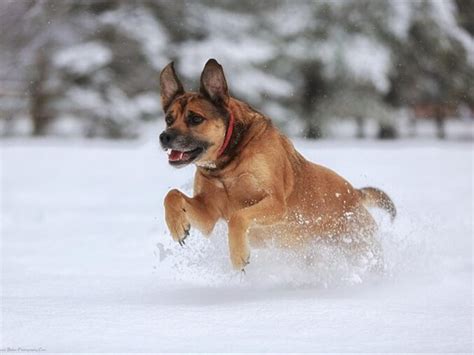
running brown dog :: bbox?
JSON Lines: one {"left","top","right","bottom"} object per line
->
{"left": 159, "top": 59, "right": 396, "bottom": 272}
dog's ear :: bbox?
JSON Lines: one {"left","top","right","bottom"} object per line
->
{"left": 200, "top": 59, "right": 229, "bottom": 106}
{"left": 160, "top": 62, "right": 184, "bottom": 112}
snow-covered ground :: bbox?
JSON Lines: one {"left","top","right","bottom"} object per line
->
{"left": 1, "top": 135, "right": 472, "bottom": 353}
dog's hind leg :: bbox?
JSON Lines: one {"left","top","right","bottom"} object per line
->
{"left": 342, "top": 207, "right": 385, "bottom": 274}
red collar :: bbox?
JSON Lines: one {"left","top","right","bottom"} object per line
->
{"left": 216, "top": 108, "right": 235, "bottom": 157}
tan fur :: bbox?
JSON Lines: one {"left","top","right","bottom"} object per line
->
{"left": 161, "top": 60, "right": 395, "bottom": 271}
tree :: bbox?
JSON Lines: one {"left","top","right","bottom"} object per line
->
{"left": 0, "top": 0, "right": 472, "bottom": 140}
{"left": 0, "top": 0, "right": 96, "bottom": 135}
{"left": 386, "top": 0, "right": 474, "bottom": 139}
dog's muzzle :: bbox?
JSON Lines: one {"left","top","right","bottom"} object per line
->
{"left": 159, "top": 129, "right": 207, "bottom": 168}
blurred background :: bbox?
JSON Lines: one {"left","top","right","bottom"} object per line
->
{"left": 0, "top": 0, "right": 473, "bottom": 141}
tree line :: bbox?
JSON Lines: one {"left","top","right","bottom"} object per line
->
{"left": 0, "top": 0, "right": 472, "bottom": 139}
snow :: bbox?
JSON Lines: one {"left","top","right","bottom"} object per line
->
{"left": 430, "top": 0, "right": 474, "bottom": 63}
{"left": 100, "top": 5, "right": 169, "bottom": 71}
{"left": 176, "top": 3, "right": 290, "bottom": 100}
{"left": 53, "top": 42, "right": 112, "bottom": 76}
{"left": 312, "top": 32, "right": 392, "bottom": 93}
{"left": 1, "top": 134, "right": 472, "bottom": 352}
{"left": 331, "top": 35, "right": 391, "bottom": 93}
{"left": 133, "top": 92, "right": 161, "bottom": 119}
{"left": 60, "top": 86, "right": 140, "bottom": 138}
{"left": 389, "top": 0, "right": 414, "bottom": 39}
{"left": 178, "top": 37, "right": 287, "bottom": 99}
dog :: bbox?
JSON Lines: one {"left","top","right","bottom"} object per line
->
{"left": 159, "top": 59, "right": 396, "bottom": 272}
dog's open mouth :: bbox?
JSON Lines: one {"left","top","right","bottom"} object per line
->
{"left": 166, "top": 147, "right": 204, "bottom": 166}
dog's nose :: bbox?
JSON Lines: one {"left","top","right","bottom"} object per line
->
{"left": 159, "top": 131, "right": 172, "bottom": 145}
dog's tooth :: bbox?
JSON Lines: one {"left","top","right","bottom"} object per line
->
{"left": 179, "top": 151, "right": 184, "bottom": 160}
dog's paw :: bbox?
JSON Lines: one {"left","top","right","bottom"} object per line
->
{"left": 177, "top": 227, "right": 190, "bottom": 246}
{"left": 164, "top": 189, "right": 191, "bottom": 245}
{"left": 167, "top": 210, "right": 190, "bottom": 245}
{"left": 230, "top": 247, "right": 250, "bottom": 271}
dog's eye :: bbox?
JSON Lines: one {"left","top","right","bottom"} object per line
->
{"left": 188, "top": 114, "right": 204, "bottom": 126}
{"left": 165, "top": 115, "right": 174, "bottom": 126}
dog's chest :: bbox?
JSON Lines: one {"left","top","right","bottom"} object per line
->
{"left": 216, "top": 173, "right": 266, "bottom": 209}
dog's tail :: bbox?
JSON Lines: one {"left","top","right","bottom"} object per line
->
{"left": 358, "top": 187, "right": 396, "bottom": 222}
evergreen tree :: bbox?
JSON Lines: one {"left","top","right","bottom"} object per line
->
{"left": 0, "top": 0, "right": 472, "bottom": 139}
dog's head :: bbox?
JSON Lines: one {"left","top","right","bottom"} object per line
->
{"left": 159, "top": 59, "right": 232, "bottom": 168}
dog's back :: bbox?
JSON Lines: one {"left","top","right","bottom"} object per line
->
{"left": 246, "top": 118, "right": 394, "bottom": 246}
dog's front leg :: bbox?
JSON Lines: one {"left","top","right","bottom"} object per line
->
{"left": 164, "top": 189, "right": 220, "bottom": 245}
{"left": 228, "top": 195, "right": 286, "bottom": 270}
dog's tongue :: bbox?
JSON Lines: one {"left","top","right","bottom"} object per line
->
{"left": 169, "top": 150, "right": 184, "bottom": 161}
